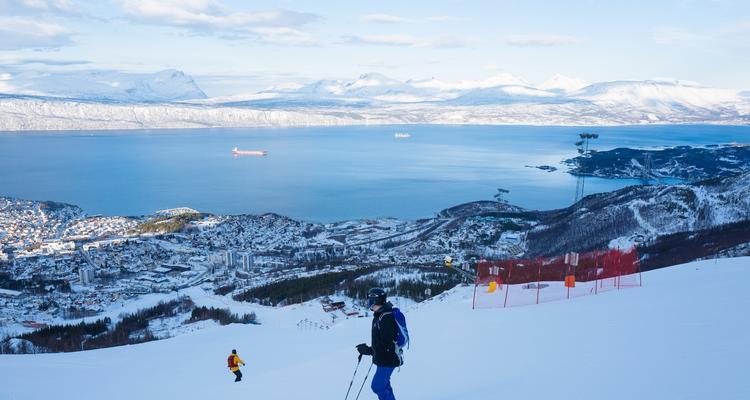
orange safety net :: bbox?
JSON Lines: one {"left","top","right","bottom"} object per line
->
{"left": 472, "top": 248, "right": 641, "bottom": 309}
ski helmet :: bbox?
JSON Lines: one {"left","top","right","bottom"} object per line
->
{"left": 367, "top": 288, "right": 387, "bottom": 308}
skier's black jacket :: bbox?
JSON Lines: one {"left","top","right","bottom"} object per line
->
{"left": 371, "top": 302, "right": 402, "bottom": 367}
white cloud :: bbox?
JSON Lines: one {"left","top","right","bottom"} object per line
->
{"left": 240, "top": 26, "right": 315, "bottom": 46}
{"left": 22, "top": 58, "right": 89, "bottom": 66}
{"left": 503, "top": 34, "right": 579, "bottom": 47}
{"left": 18, "top": 0, "right": 73, "bottom": 11}
{"left": 0, "top": 16, "right": 74, "bottom": 50}
{"left": 361, "top": 13, "right": 414, "bottom": 24}
{"left": 0, "top": 73, "right": 15, "bottom": 93}
{"left": 431, "top": 36, "right": 476, "bottom": 48}
{"left": 341, "top": 34, "right": 476, "bottom": 48}
{"left": 0, "top": 56, "right": 90, "bottom": 66}
{"left": 342, "top": 34, "right": 419, "bottom": 46}
{"left": 0, "top": 0, "right": 75, "bottom": 14}
{"left": 119, "top": 0, "right": 320, "bottom": 45}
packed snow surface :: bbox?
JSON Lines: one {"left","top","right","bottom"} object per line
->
{"left": 1, "top": 257, "right": 749, "bottom": 399}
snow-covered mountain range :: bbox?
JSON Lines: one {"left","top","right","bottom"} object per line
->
{"left": 228, "top": 72, "right": 743, "bottom": 109}
{"left": 0, "top": 69, "right": 206, "bottom": 103}
{"left": 0, "top": 70, "right": 748, "bottom": 130}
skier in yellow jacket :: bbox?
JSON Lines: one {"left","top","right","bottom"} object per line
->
{"left": 227, "top": 349, "right": 246, "bottom": 382}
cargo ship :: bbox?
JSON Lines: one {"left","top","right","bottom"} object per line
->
{"left": 394, "top": 132, "right": 411, "bottom": 139}
{"left": 232, "top": 147, "right": 268, "bottom": 156}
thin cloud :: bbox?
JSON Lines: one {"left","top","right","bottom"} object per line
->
{"left": 0, "top": 0, "right": 100, "bottom": 20}
{"left": 431, "top": 36, "right": 476, "bottom": 48}
{"left": 652, "top": 20, "right": 750, "bottom": 51}
{"left": 119, "top": 0, "right": 321, "bottom": 45}
{"left": 341, "top": 34, "right": 476, "bottom": 48}
{"left": 360, "top": 13, "right": 465, "bottom": 24}
{"left": 0, "top": 73, "right": 15, "bottom": 93}
{"left": 360, "top": 13, "right": 414, "bottom": 24}
{"left": 425, "top": 16, "right": 466, "bottom": 22}
{"left": 248, "top": 27, "right": 316, "bottom": 46}
{"left": 342, "top": 34, "right": 420, "bottom": 46}
{"left": 504, "top": 34, "right": 579, "bottom": 47}
{"left": 0, "top": 58, "right": 91, "bottom": 66}
{"left": 0, "top": 0, "right": 76, "bottom": 15}
{"left": 0, "top": 16, "right": 75, "bottom": 50}
{"left": 653, "top": 27, "right": 711, "bottom": 44}
{"left": 356, "top": 61, "right": 400, "bottom": 70}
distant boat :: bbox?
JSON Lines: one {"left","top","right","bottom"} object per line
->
{"left": 232, "top": 147, "right": 267, "bottom": 156}
{"left": 394, "top": 132, "right": 411, "bottom": 139}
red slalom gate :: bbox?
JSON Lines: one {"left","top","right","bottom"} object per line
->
{"left": 472, "top": 248, "right": 641, "bottom": 309}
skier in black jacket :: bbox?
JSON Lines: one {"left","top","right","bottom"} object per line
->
{"left": 357, "top": 288, "right": 401, "bottom": 400}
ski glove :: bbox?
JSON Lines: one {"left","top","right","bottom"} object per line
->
{"left": 356, "top": 343, "right": 373, "bottom": 356}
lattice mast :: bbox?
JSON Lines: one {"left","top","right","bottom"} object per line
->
{"left": 574, "top": 133, "right": 599, "bottom": 204}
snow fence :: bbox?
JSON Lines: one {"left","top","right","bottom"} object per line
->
{"left": 472, "top": 248, "right": 641, "bottom": 309}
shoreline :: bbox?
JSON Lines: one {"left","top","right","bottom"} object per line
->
{"left": 2, "top": 121, "right": 749, "bottom": 135}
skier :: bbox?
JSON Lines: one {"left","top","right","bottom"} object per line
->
{"left": 356, "top": 288, "right": 407, "bottom": 400}
{"left": 227, "top": 349, "right": 246, "bottom": 382}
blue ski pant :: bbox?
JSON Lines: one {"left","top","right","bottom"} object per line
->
{"left": 371, "top": 366, "right": 396, "bottom": 400}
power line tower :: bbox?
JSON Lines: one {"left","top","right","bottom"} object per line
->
{"left": 574, "top": 133, "right": 599, "bottom": 205}
{"left": 642, "top": 152, "right": 653, "bottom": 183}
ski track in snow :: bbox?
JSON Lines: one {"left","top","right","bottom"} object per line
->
{"left": 628, "top": 199, "right": 657, "bottom": 235}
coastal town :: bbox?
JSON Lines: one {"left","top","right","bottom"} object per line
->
{"left": 0, "top": 196, "right": 530, "bottom": 337}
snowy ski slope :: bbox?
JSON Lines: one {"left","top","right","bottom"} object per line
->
{"left": 1, "top": 257, "right": 749, "bottom": 400}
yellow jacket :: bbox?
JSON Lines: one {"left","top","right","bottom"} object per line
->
{"left": 228, "top": 354, "right": 245, "bottom": 372}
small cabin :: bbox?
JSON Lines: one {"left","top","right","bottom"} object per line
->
{"left": 323, "top": 301, "right": 346, "bottom": 312}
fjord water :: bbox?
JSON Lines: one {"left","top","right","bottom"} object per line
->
{"left": 1, "top": 125, "right": 748, "bottom": 221}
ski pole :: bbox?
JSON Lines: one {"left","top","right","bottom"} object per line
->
{"left": 354, "top": 362, "right": 373, "bottom": 400}
{"left": 344, "top": 355, "right": 363, "bottom": 400}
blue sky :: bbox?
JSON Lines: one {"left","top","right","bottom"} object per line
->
{"left": 1, "top": 0, "right": 749, "bottom": 96}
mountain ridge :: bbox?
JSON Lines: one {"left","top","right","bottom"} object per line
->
{"left": 1, "top": 70, "right": 748, "bottom": 130}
